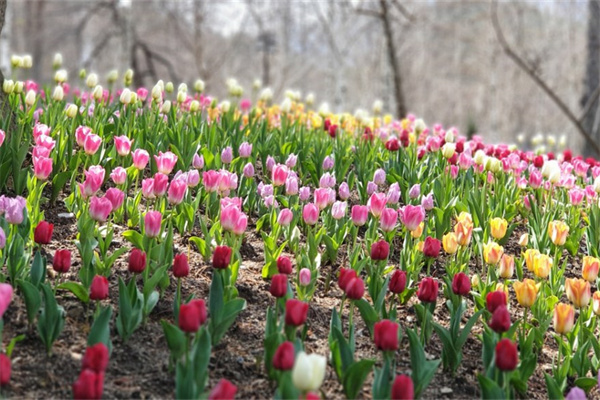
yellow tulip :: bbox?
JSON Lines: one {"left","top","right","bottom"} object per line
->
{"left": 582, "top": 256, "right": 600, "bottom": 282}
{"left": 443, "top": 232, "right": 458, "bottom": 254}
{"left": 454, "top": 220, "right": 473, "bottom": 246}
{"left": 565, "top": 278, "right": 591, "bottom": 308}
{"left": 553, "top": 303, "right": 575, "bottom": 335}
{"left": 513, "top": 279, "right": 538, "bottom": 308}
{"left": 483, "top": 242, "right": 504, "bottom": 265}
{"left": 548, "top": 220, "right": 569, "bottom": 246}
{"left": 524, "top": 248, "right": 540, "bottom": 271}
{"left": 411, "top": 222, "right": 424, "bottom": 239}
{"left": 490, "top": 217, "right": 508, "bottom": 240}
{"left": 532, "top": 253, "right": 552, "bottom": 279}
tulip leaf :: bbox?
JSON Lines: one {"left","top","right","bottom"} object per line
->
{"left": 209, "top": 270, "right": 225, "bottom": 320}
{"left": 332, "top": 326, "right": 353, "bottom": 374}
{"left": 17, "top": 279, "right": 41, "bottom": 325}
{"left": 544, "top": 373, "right": 564, "bottom": 400}
{"left": 30, "top": 250, "right": 45, "bottom": 288}
{"left": 407, "top": 328, "right": 440, "bottom": 399}
{"left": 88, "top": 306, "right": 112, "bottom": 352}
{"left": 354, "top": 298, "right": 379, "bottom": 338}
{"left": 209, "top": 298, "right": 246, "bottom": 346}
{"left": 192, "top": 327, "right": 211, "bottom": 391}
{"left": 372, "top": 362, "right": 391, "bottom": 400}
{"left": 574, "top": 377, "right": 597, "bottom": 392}
{"left": 343, "top": 359, "right": 375, "bottom": 400}
{"left": 477, "top": 374, "right": 506, "bottom": 400}
{"left": 122, "top": 229, "right": 144, "bottom": 250}
{"left": 37, "top": 283, "right": 66, "bottom": 354}
{"left": 161, "top": 320, "right": 186, "bottom": 361}
{"left": 57, "top": 282, "right": 90, "bottom": 303}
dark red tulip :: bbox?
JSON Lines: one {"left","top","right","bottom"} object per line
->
{"left": 495, "top": 338, "right": 518, "bottom": 371}
{"left": 389, "top": 270, "right": 407, "bottom": 294}
{"left": 489, "top": 306, "right": 511, "bottom": 333}
{"left": 423, "top": 236, "right": 441, "bottom": 258}
{"left": 374, "top": 319, "right": 399, "bottom": 351}
{"left": 277, "top": 256, "right": 293, "bottom": 275}
{"left": 172, "top": 253, "right": 189, "bottom": 278}
{"left": 128, "top": 248, "right": 147, "bottom": 274}
{"left": 82, "top": 343, "right": 109, "bottom": 373}
{"left": 417, "top": 277, "right": 438, "bottom": 303}
{"left": 391, "top": 374, "right": 414, "bottom": 400}
{"left": 272, "top": 341, "right": 295, "bottom": 371}
{"left": 0, "top": 353, "right": 10, "bottom": 387}
{"left": 451, "top": 272, "right": 471, "bottom": 296}
{"left": 212, "top": 245, "right": 232, "bottom": 269}
{"left": 72, "top": 369, "right": 104, "bottom": 400}
{"left": 52, "top": 249, "right": 72, "bottom": 273}
{"left": 270, "top": 274, "right": 288, "bottom": 298}
{"left": 179, "top": 302, "right": 201, "bottom": 333}
{"left": 486, "top": 290, "right": 507, "bottom": 313}
{"left": 370, "top": 240, "right": 390, "bottom": 261}
{"left": 189, "top": 299, "right": 207, "bottom": 326}
{"left": 285, "top": 299, "right": 309, "bottom": 327}
{"left": 338, "top": 268, "right": 357, "bottom": 292}
{"left": 208, "top": 378, "right": 237, "bottom": 400}
{"left": 345, "top": 277, "right": 365, "bottom": 300}
{"left": 89, "top": 275, "right": 109, "bottom": 301}
{"left": 34, "top": 221, "right": 53, "bottom": 244}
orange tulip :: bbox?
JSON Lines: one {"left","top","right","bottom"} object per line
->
{"left": 553, "top": 303, "right": 575, "bottom": 335}
{"left": 443, "top": 232, "right": 458, "bottom": 254}
{"left": 411, "top": 222, "right": 424, "bottom": 239}
{"left": 593, "top": 291, "right": 600, "bottom": 316}
{"left": 416, "top": 241, "right": 424, "bottom": 252}
{"left": 513, "top": 279, "right": 538, "bottom": 308}
{"left": 565, "top": 278, "right": 591, "bottom": 308}
{"left": 548, "top": 220, "right": 569, "bottom": 246}
{"left": 582, "top": 256, "right": 600, "bottom": 282}
{"left": 532, "top": 253, "right": 552, "bottom": 279}
{"left": 483, "top": 242, "right": 504, "bottom": 265}
{"left": 498, "top": 254, "right": 515, "bottom": 279}
{"left": 523, "top": 249, "right": 540, "bottom": 271}
{"left": 490, "top": 217, "right": 508, "bottom": 240}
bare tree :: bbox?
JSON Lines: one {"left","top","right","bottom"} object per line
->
{"left": 581, "top": 0, "right": 600, "bottom": 156}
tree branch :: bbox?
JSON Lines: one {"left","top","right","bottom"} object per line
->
{"left": 579, "top": 84, "right": 600, "bottom": 122}
{"left": 491, "top": 0, "right": 600, "bottom": 157}
{"left": 389, "top": 0, "right": 416, "bottom": 23}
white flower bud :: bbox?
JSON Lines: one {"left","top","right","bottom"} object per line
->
{"left": 259, "top": 88, "right": 273, "bottom": 102}
{"left": 65, "top": 103, "right": 78, "bottom": 118}
{"left": 22, "top": 55, "right": 32, "bottom": 69}
{"left": 120, "top": 88, "right": 132, "bottom": 105}
{"left": 291, "top": 352, "right": 326, "bottom": 392}
{"left": 86, "top": 73, "right": 98, "bottom": 89}
{"left": 161, "top": 100, "right": 171, "bottom": 114}
{"left": 25, "top": 90, "right": 36, "bottom": 106}
{"left": 106, "top": 69, "right": 118, "bottom": 84}
{"left": 220, "top": 100, "right": 231, "bottom": 113}
{"left": 92, "top": 85, "right": 104, "bottom": 101}
{"left": 54, "top": 69, "right": 68, "bottom": 83}
{"left": 194, "top": 79, "right": 205, "bottom": 92}
{"left": 165, "top": 82, "right": 174, "bottom": 93}
{"left": 189, "top": 100, "right": 200, "bottom": 112}
{"left": 52, "top": 85, "right": 64, "bottom": 101}
{"left": 53, "top": 53, "right": 63, "bottom": 69}
{"left": 372, "top": 99, "right": 383, "bottom": 115}
{"left": 14, "top": 81, "right": 23, "bottom": 94}
{"left": 2, "top": 79, "right": 14, "bottom": 94}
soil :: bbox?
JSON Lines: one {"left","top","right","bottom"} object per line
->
{"left": 1, "top": 200, "right": 599, "bottom": 399}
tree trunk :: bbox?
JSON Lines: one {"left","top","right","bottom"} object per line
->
{"left": 0, "top": 0, "right": 12, "bottom": 125}
{"left": 581, "top": 0, "right": 600, "bottom": 156}
{"left": 379, "top": 0, "right": 406, "bottom": 119}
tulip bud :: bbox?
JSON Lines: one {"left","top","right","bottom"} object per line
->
{"left": 161, "top": 100, "right": 171, "bottom": 114}
{"left": 65, "top": 103, "right": 78, "bottom": 118}
{"left": 124, "top": 68, "right": 134, "bottom": 86}
{"left": 89, "top": 275, "right": 109, "bottom": 301}
{"left": 10, "top": 55, "right": 22, "bottom": 68}
{"left": 54, "top": 69, "right": 68, "bottom": 83}
{"left": 53, "top": 53, "right": 63, "bottom": 69}
{"left": 291, "top": 352, "right": 326, "bottom": 392}
{"left": 86, "top": 73, "right": 99, "bottom": 88}
{"left": 189, "top": 100, "right": 200, "bottom": 112}
{"left": 285, "top": 299, "right": 309, "bottom": 327}
{"left": 22, "top": 55, "right": 32, "bottom": 69}
{"left": 417, "top": 277, "right": 438, "bottom": 303}
{"left": 14, "top": 81, "right": 23, "bottom": 94}
{"left": 52, "top": 249, "right": 72, "bottom": 273}
{"left": 52, "top": 85, "right": 64, "bottom": 101}
{"left": 389, "top": 270, "right": 406, "bottom": 294}
{"left": 374, "top": 319, "right": 399, "bottom": 351}
{"left": 172, "top": 254, "right": 190, "bottom": 278}
{"left": 128, "top": 249, "right": 147, "bottom": 274}
{"left": 212, "top": 245, "right": 232, "bottom": 269}
{"left": 106, "top": 69, "right": 118, "bottom": 84}
{"left": 495, "top": 339, "right": 518, "bottom": 371}
{"left": 34, "top": 221, "right": 54, "bottom": 245}
{"left": 25, "top": 90, "right": 37, "bottom": 107}
{"left": 344, "top": 277, "right": 365, "bottom": 300}
{"left": 486, "top": 290, "right": 507, "bottom": 313}
{"left": 208, "top": 379, "right": 237, "bottom": 400}
{"left": 370, "top": 240, "right": 389, "bottom": 261}
{"left": 391, "top": 375, "right": 414, "bottom": 400}
{"left": 270, "top": 274, "right": 288, "bottom": 298}
{"left": 489, "top": 306, "right": 511, "bottom": 333}
{"left": 451, "top": 272, "right": 471, "bottom": 296}
{"left": 273, "top": 341, "right": 295, "bottom": 371}
{"left": 2, "top": 79, "right": 14, "bottom": 94}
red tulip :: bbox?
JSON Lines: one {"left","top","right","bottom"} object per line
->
{"left": 495, "top": 338, "right": 518, "bottom": 371}
{"left": 486, "top": 290, "right": 508, "bottom": 313}
{"left": 370, "top": 240, "right": 390, "bottom": 261}
{"left": 345, "top": 277, "right": 365, "bottom": 300}
{"left": 374, "top": 320, "right": 399, "bottom": 351}
{"left": 208, "top": 378, "right": 237, "bottom": 400}
{"left": 52, "top": 249, "right": 72, "bottom": 273}
{"left": 82, "top": 343, "right": 109, "bottom": 373}
{"left": 128, "top": 248, "right": 147, "bottom": 274}
{"left": 422, "top": 236, "right": 441, "bottom": 258}
{"left": 189, "top": 299, "right": 207, "bottom": 326}
{"left": 172, "top": 254, "right": 189, "bottom": 278}
{"left": 34, "top": 220, "right": 53, "bottom": 244}
{"left": 338, "top": 268, "right": 357, "bottom": 292}
{"left": 277, "top": 256, "right": 293, "bottom": 275}
{"left": 389, "top": 270, "right": 407, "bottom": 294}
{"left": 270, "top": 274, "right": 288, "bottom": 298}
{"left": 489, "top": 306, "right": 511, "bottom": 333}
{"left": 391, "top": 374, "right": 414, "bottom": 400}
{"left": 451, "top": 272, "right": 471, "bottom": 296}
{"left": 272, "top": 341, "right": 295, "bottom": 371}
{"left": 212, "top": 245, "right": 232, "bottom": 269}
{"left": 0, "top": 353, "right": 10, "bottom": 386}
{"left": 179, "top": 302, "right": 201, "bottom": 333}
{"left": 89, "top": 276, "right": 109, "bottom": 301}
{"left": 417, "top": 277, "right": 438, "bottom": 303}
{"left": 285, "top": 299, "right": 309, "bottom": 327}
{"left": 72, "top": 369, "right": 104, "bottom": 400}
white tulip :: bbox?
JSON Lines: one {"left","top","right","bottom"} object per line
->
{"left": 291, "top": 352, "right": 326, "bottom": 392}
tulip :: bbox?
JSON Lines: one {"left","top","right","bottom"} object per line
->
{"left": 398, "top": 205, "right": 425, "bottom": 231}
{"left": 206, "top": 244, "right": 231, "bottom": 270}
{"left": 277, "top": 256, "right": 293, "bottom": 275}
{"left": 423, "top": 236, "right": 441, "bottom": 258}
{"left": 72, "top": 369, "right": 103, "bottom": 400}
{"left": 417, "top": 277, "right": 438, "bottom": 303}
{"left": 486, "top": 290, "right": 507, "bottom": 313}
{"left": 299, "top": 186, "right": 311, "bottom": 201}
{"left": 153, "top": 173, "right": 169, "bottom": 196}
{"left": 495, "top": 339, "right": 518, "bottom": 371}
{"left": 387, "top": 183, "right": 401, "bottom": 204}
{"left": 34, "top": 221, "right": 54, "bottom": 244}
{"left": 299, "top": 268, "right": 311, "bottom": 286}
{"left": 273, "top": 341, "right": 295, "bottom": 371}
{"left": 83, "top": 133, "right": 102, "bottom": 155}
{"left": 172, "top": 254, "right": 189, "bottom": 278}
{"left": 331, "top": 201, "right": 347, "bottom": 220}
{"left": 82, "top": 343, "right": 109, "bottom": 373}
{"left": 548, "top": 220, "right": 569, "bottom": 246}
{"left": 33, "top": 156, "right": 52, "bottom": 180}
{"left": 53, "top": 249, "right": 71, "bottom": 273}
{"left": 489, "top": 306, "right": 511, "bottom": 333}
{"left": 593, "top": 291, "right": 600, "bottom": 315}
{"left": 523, "top": 248, "right": 539, "bottom": 271}
{"left": 513, "top": 279, "right": 538, "bottom": 308}
{"left": 351, "top": 205, "right": 368, "bottom": 226}
{"left": 278, "top": 208, "right": 293, "bottom": 226}
{"left": 345, "top": 277, "right": 365, "bottom": 300}
{"left": 270, "top": 274, "right": 288, "bottom": 298}
{"left": 238, "top": 142, "right": 252, "bottom": 158}
{"left": 451, "top": 272, "right": 471, "bottom": 296}
{"left": 367, "top": 192, "right": 387, "bottom": 218}
{"left": 380, "top": 208, "right": 397, "bottom": 231}
{"left": 105, "top": 188, "right": 125, "bottom": 211}
{"left": 4, "top": 196, "right": 26, "bottom": 225}
{"left": 154, "top": 151, "right": 178, "bottom": 174}
{"left": 367, "top": 181, "right": 377, "bottom": 195}
{"left": 370, "top": 240, "right": 390, "bottom": 261}
{"left": 208, "top": 379, "right": 237, "bottom": 400}
{"left": 110, "top": 167, "right": 127, "bottom": 185}
{"left": 454, "top": 219, "right": 473, "bottom": 246}
{"left": 220, "top": 146, "right": 233, "bottom": 164}
{"left": 272, "top": 164, "right": 289, "bottom": 186}
{"left": 322, "top": 155, "right": 334, "bottom": 170}
{"left": 141, "top": 178, "right": 155, "bottom": 199}
{"left": 338, "top": 268, "right": 358, "bottom": 292}
{"left": 132, "top": 149, "right": 150, "bottom": 170}
{"left": 89, "top": 196, "right": 112, "bottom": 222}
{"left": 411, "top": 222, "right": 424, "bottom": 238}
{"left": 389, "top": 270, "right": 407, "bottom": 294}
{"left": 498, "top": 254, "right": 515, "bottom": 279}
{"left": 483, "top": 242, "right": 504, "bottom": 265}
{"left": 89, "top": 276, "right": 109, "bottom": 301}
{"left": 0, "top": 227, "right": 4, "bottom": 249}
{"left": 391, "top": 375, "right": 414, "bottom": 400}
{"left": 532, "top": 253, "right": 552, "bottom": 279}
{"left": 442, "top": 232, "right": 458, "bottom": 254}
{"left": 113, "top": 135, "right": 133, "bottom": 156}
{"left": 0, "top": 353, "right": 10, "bottom": 387}
{"left": 193, "top": 153, "right": 204, "bottom": 169}
{"left": 518, "top": 233, "right": 529, "bottom": 247}
{"left": 291, "top": 351, "right": 326, "bottom": 392}
{"left": 285, "top": 299, "right": 309, "bottom": 327}
{"left": 0, "top": 283, "right": 14, "bottom": 319}
{"left": 179, "top": 302, "right": 202, "bottom": 332}
{"left": 566, "top": 278, "right": 591, "bottom": 308}
{"left": 338, "top": 182, "right": 351, "bottom": 200}
{"left": 302, "top": 203, "right": 319, "bottom": 225}
{"left": 373, "top": 168, "right": 386, "bottom": 185}
{"left": 144, "top": 211, "right": 162, "bottom": 238}
{"left": 313, "top": 188, "right": 330, "bottom": 210}
{"left": 167, "top": 178, "right": 187, "bottom": 205}
{"left": 128, "top": 249, "right": 147, "bottom": 274}
{"left": 553, "top": 303, "right": 575, "bottom": 335}
{"left": 243, "top": 162, "right": 254, "bottom": 178}
{"left": 565, "top": 387, "right": 587, "bottom": 400}
{"left": 489, "top": 217, "right": 508, "bottom": 240}
{"left": 408, "top": 184, "right": 420, "bottom": 199}
{"left": 374, "top": 319, "right": 399, "bottom": 351}
{"left": 582, "top": 256, "right": 600, "bottom": 282}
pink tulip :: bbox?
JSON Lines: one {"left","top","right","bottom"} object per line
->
{"left": 187, "top": 170, "right": 200, "bottom": 187}
{"left": 380, "top": 208, "right": 398, "bottom": 232}
{"left": 232, "top": 212, "right": 248, "bottom": 235}
{"left": 285, "top": 154, "right": 297, "bottom": 168}
{"left": 144, "top": 211, "right": 162, "bottom": 238}
{"left": 110, "top": 167, "right": 127, "bottom": 185}
{"left": 84, "top": 133, "right": 102, "bottom": 155}
{"left": 368, "top": 192, "right": 387, "bottom": 218}
{"left": 114, "top": 135, "right": 133, "bottom": 156}
{"left": 314, "top": 188, "right": 330, "bottom": 210}
{"left": 137, "top": 87, "right": 148, "bottom": 101}
{"left": 366, "top": 181, "right": 377, "bottom": 195}
{"left": 89, "top": 196, "right": 112, "bottom": 222}
{"left": 272, "top": 164, "right": 289, "bottom": 186}
{"left": 0, "top": 226, "right": 5, "bottom": 249}
{"left": 299, "top": 268, "right": 311, "bottom": 286}
{"left": 339, "top": 182, "right": 350, "bottom": 200}
{"left": 192, "top": 153, "right": 204, "bottom": 169}
{"left": 153, "top": 173, "right": 169, "bottom": 197}
{"left": 266, "top": 156, "right": 275, "bottom": 171}
{"left": 569, "top": 187, "right": 585, "bottom": 206}
{"left": 322, "top": 155, "right": 334, "bottom": 170}
{"left": 33, "top": 156, "right": 52, "bottom": 180}
{"left": 35, "top": 134, "right": 55, "bottom": 151}
{"left": 155, "top": 151, "right": 178, "bottom": 174}
{"left": 458, "top": 153, "right": 472, "bottom": 170}
{"left": 132, "top": 149, "right": 150, "bottom": 170}
{"left": 529, "top": 169, "right": 542, "bottom": 189}
{"left": 331, "top": 201, "right": 347, "bottom": 220}
{"left": 32, "top": 123, "right": 50, "bottom": 139}
{"left": 386, "top": 183, "right": 400, "bottom": 204}
{"left": 303, "top": 203, "right": 319, "bottom": 225}
{"left": 319, "top": 172, "right": 336, "bottom": 188}
{"left": 203, "top": 170, "right": 220, "bottom": 192}
{"left": 4, "top": 197, "right": 26, "bottom": 225}
{"left": 409, "top": 184, "right": 421, "bottom": 199}
{"left": 239, "top": 142, "right": 252, "bottom": 158}
{"left": 0, "top": 129, "right": 4, "bottom": 147}
{"left": 373, "top": 168, "right": 386, "bottom": 185}
{"left": 399, "top": 205, "right": 426, "bottom": 231}
{"left": 141, "top": 178, "right": 155, "bottom": 198}
{"left": 75, "top": 125, "right": 91, "bottom": 147}
{"left": 351, "top": 205, "right": 368, "bottom": 226}
{"left": 278, "top": 208, "right": 293, "bottom": 226}
{"left": 264, "top": 195, "right": 277, "bottom": 208}
{"left": 421, "top": 193, "right": 434, "bottom": 210}
{"left": 79, "top": 166, "right": 105, "bottom": 198}
{"left": 167, "top": 178, "right": 187, "bottom": 205}
{"left": 0, "top": 282, "right": 13, "bottom": 319}
{"left": 221, "top": 146, "right": 233, "bottom": 164}
{"left": 221, "top": 205, "right": 241, "bottom": 232}
{"left": 299, "top": 186, "right": 311, "bottom": 201}
{"left": 573, "top": 159, "right": 589, "bottom": 177}
{"left": 105, "top": 188, "right": 125, "bottom": 211}
{"left": 243, "top": 162, "right": 255, "bottom": 178}
{"left": 32, "top": 145, "right": 50, "bottom": 160}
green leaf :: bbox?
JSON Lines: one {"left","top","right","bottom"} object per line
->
{"left": 332, "top": 327, "right": 354, "bottom": 374}
{"left": 574, "top": 377, "right": 598, "bottom": 392}
{"left": 192, "top": 328, "right": 212, "bottom": 391}
{"left": 209, "top": 298, "right": 246, "bottom": 346}
{"left": 30, "top": 250, "right": 45, "bottom": 288}
{"left": 161, "top": 320, "right": 187, "bottom": 361}
{"left": 544, "top": 372, "right": 564, "bottom": 400}
{"left": 407, "top": 328, "right": 441, "bottom": 399}
{"left": 17, "top": 279, "right": 41, "bottom": 325}
{"left": 57, "top": 282, "right": 90, "bottom": 303}
{"left": 88, "top": 306, "right": 112, "bottom": 352}
{"left": 354, "top": 298, "right": 379, "bottom": 338}
{"left": 122, "top": 230, "right": 143, "bottom": 249}
{"left": 209, "top": 271, "right": 224, "bottom": 322}
{"left": 372, "top": 363, "right": 391, "bottom": 400}
{"left": 343, "top": 359, "right": 375, "bottom": 400}
{"left": 477, "top": 374, "right": 506, "bottom": 400}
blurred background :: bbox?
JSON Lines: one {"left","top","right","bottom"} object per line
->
{"left": 1, "top": 0, "right": 599, "bottom": 155}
